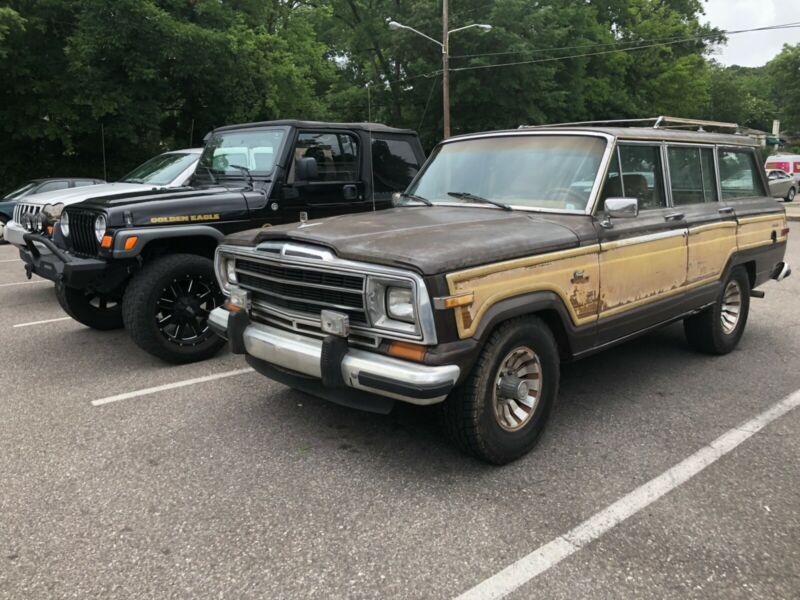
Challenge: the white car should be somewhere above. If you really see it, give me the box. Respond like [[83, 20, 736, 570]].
[[5, 148, 201, 252]]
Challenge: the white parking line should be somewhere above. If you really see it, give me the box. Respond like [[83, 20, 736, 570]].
[[0, 258, 21, 263], [0, 280, 48, 288], [455, 388, 800, 600], [13, 316, 72, 328], [92, 368, 255, 406]]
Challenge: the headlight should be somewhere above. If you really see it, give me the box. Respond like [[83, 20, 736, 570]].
[[386, 286, 415, 323], [42, 203, 64, 220], [365, 276, 418, 335], [94, 214, 106, 242], [60, 210, 70, 237], [33, 213, 44, 233], [225, 258, 238, 285]]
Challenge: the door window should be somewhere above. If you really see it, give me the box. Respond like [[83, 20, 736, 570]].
[[36, 180, 70, 193], [295, 132, 359, 182], [667, 146, 718, 205], [371, 138, 420, 194], [606, 145, 667, 210], [719, 149, 767, 199]]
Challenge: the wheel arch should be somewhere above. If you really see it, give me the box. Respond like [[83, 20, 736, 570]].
[[114, 226, 225, 262], [469, 291, 580, 361]]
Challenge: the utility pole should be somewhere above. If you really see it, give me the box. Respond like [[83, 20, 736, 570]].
[[442, 0, 450, 138]]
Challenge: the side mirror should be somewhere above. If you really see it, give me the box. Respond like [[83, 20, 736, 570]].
[[605, 197, 639, 218], [600, 197, 638, 228], [296, 157, 319, 181]]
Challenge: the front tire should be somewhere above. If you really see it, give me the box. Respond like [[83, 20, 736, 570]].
[[55, 284, 124, 330], [122, 254, 225, 364], [684, 266, 750, 355], [441, 316, 559, 465]]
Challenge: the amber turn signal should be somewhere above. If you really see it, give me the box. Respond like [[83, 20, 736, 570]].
[[433, 292, 474, 310], [387, 341, 427, 362], [100, 235, 113, 249], [124, 236, 139, 251]]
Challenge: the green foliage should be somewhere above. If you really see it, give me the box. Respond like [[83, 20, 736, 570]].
[[0, 0, 795, 189]]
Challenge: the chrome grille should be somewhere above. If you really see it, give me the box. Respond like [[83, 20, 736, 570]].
[[13, 203, 42, 222], [66, 209, 100, 256], [234, 257, 368, 324]]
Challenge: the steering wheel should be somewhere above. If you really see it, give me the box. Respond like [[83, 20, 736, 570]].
[[542, 187, 587, 209]]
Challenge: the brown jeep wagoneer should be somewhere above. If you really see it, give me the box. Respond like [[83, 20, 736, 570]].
[[209, 117, 791, 464]]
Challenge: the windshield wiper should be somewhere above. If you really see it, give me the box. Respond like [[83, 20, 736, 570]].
[[399, 192, 433, 206], [447, 191, 512, 211], [229, 164, 254, 190]]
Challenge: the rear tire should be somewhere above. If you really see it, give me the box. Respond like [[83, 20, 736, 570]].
[[122, 254, 225, 364], [441, 316, 559, 465], [683, 266, 750, 355], [55, 284, 124, 330], [786, 187, 796, 202]]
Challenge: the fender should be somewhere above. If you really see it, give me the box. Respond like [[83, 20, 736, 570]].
[[470, 290, 596, 359], [112, 225, 225, 259]]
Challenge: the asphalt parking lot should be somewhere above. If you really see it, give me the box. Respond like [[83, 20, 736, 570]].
[[1, 239, 798, 600]]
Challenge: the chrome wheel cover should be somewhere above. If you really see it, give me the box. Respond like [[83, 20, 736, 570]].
[[492, 346, 542, 432], [720, 279, 742, 335]]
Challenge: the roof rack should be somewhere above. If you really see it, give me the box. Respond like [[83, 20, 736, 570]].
[[519, 116, 742, 133]]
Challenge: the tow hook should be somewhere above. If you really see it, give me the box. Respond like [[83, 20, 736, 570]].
[[24, 264, 32, 280], [750, 289, 765, 299]]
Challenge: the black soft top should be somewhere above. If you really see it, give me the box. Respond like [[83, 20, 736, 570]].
[[211, 120, 417, 136]]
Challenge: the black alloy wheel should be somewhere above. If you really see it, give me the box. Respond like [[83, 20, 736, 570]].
[[156, 273, 219, 347]]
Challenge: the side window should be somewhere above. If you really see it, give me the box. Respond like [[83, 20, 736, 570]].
[[719, 149, 767, 199], [600, 151, 622, 202], [617, 145, 667, 210], [36, 180, 70, 193], [295, 132, 359, 182], [371, 138, 421, 196], [667, 146, 718, 206]]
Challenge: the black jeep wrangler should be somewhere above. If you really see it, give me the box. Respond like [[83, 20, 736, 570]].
[[19, 120, 425, 363]]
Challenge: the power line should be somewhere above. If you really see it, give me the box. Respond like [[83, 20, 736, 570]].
[[449, 21, 800, 61], [402, 22, 800, 79]]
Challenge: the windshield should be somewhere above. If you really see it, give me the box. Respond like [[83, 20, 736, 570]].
[[3, 181, 37, 200], [407, 135, 608, 212], [199, 129, 285, 178], [121, 152, 198, 186]]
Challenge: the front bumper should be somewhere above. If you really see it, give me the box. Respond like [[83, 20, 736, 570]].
[[209, 307, 460, 409], [6, 220, 51, 253], [19, 233, 114, 289]]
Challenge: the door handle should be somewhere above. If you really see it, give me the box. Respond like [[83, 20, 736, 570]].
[[718, 207, 735, 215], [664, 212, 684, 222]]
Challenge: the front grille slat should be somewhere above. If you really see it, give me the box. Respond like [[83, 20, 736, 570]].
[[66, 209, 99, 256], [234, 257, 367, 326]]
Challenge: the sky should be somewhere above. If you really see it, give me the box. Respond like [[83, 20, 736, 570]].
[[704, 0, 800, 67]]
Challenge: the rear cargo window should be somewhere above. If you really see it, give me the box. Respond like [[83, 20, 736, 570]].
[[719, 149, 767, 199]]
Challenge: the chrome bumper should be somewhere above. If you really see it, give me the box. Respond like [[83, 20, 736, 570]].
[[209, 307, 459, 405], [773, 261, 791, 282]]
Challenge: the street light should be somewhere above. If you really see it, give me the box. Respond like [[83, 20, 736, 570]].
[[387, 12, 492, 138]]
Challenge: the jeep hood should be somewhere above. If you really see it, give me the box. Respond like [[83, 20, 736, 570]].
[[224, 207, 588, 275]]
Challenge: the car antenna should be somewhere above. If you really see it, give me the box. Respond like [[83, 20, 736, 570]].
[[367, 82, 376, 212]]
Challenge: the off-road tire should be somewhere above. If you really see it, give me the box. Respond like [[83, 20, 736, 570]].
[[786, 187, 796, 202], [441, 316, 559, 465], [55, 284, 124, 330], [122, 254, 225, 364], [684, 266, 750, 355]]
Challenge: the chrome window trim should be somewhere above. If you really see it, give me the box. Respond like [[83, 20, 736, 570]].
[[602, 228, 688, 249], [216, 243, 438, 345]]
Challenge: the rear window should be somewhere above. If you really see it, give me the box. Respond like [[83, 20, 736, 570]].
[[719, 149, 767, 199], [371, 138, 421, 197]]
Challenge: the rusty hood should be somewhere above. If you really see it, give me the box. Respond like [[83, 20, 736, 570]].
[[223, 206, 587, 275]]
